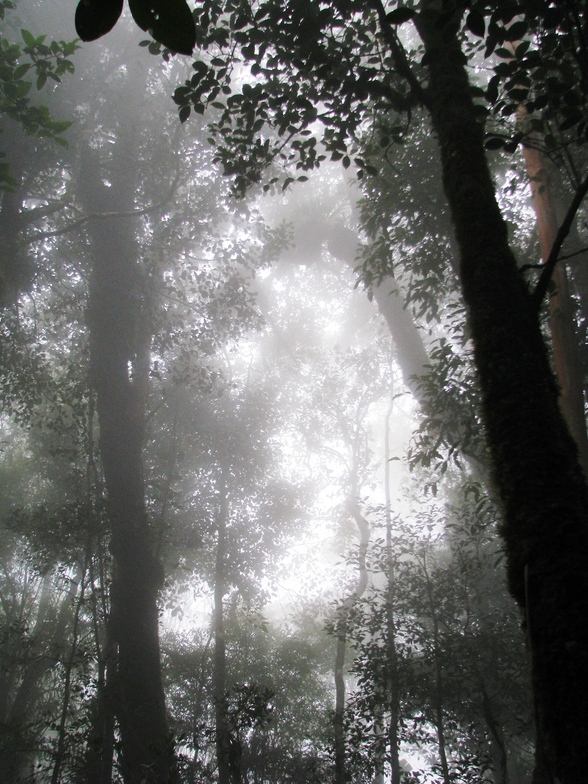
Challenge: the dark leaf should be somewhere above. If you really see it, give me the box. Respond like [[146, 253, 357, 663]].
[[386, 8, 415, 25], [484, 136, 505, 150], [504, 20, 527, 41], [128, 0, 196, 55], [75, 0, 124, 42], [466, 10, 485, 38]]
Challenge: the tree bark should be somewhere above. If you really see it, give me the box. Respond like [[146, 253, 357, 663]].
[[80, 140, 176, 783], [520, 137, 588, 475], [384, 384, 402, 784], [333, 496, 370, 784], [416, 8, 588, 782], [213, 479, 237, 784], [422, 550, 450, 784]]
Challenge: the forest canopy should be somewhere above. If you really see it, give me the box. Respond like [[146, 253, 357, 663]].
[[1, 1, 587, 783]]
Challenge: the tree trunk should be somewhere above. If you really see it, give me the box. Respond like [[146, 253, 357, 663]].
[[422, 551, 451, 784], [84, 631, 117, 784], [81, 140, 176, 783], [520, 137, 588, 475], [0, 125, 29, 307], [416, 8, 588, 782], [213, 480, 235, 784], [384, 383, 402, 784], [51, 561, 87, 784], [0, 571, 80, 784], [480, 677, 510, 784], [333, 495, 370, 784]]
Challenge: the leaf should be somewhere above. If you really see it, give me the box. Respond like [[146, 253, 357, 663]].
[[504, 20, 527, 41], [20, 28, 36, 47], [466, 10, 485, 38], [128, 0, 196, 55], [12, 63, 31, 81], [484, 136, 505, 150], [386, 7, 415, 25], [75, 0, 124, 42]]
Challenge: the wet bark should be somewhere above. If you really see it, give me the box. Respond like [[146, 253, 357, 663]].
[[416, 8, 588, 782]]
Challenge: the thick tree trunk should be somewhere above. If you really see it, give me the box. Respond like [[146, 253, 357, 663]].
[[416, 9, 588, 782], [89, 247, 173, 784], [81, 141, 175, 783]]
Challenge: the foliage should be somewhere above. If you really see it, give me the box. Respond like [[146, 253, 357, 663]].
[[0, 0, 78, 188], [478, 1, 588, 165], [164, 614, 334, 783], [340, 495, 532, 783], [158, 0, 588, 198]]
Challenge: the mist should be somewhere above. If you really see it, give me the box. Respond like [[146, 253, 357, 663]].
[[2, 1, 587, 783]]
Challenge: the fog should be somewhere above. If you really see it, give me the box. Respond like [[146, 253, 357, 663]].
[[2, 2, 587, 783]]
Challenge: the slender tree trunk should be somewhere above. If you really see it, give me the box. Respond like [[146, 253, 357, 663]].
[[333, 626, 347, 784], [0, 572, 81, 783], [84, 629, 117, 784], [326, 225, 430, 392], [479, 677, 509, 784], [416, 8, 588, 782], [213, 481, 234, 784], [51, 561, 87, 784], [333, 495, 370, 784], [422, 551, 450, 784], [384, 380, 402, 784]]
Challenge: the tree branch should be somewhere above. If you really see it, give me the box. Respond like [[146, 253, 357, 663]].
[[532, 171, 588, 309], [369, 0, 428, 109], [20, 164, 182, 248]]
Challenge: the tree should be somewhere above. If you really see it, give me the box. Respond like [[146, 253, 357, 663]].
[[154, 3, 588, 779], [0, 0, 78, 302]]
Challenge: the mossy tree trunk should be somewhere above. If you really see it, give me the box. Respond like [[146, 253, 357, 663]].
[[416, 9, 588, 782]]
